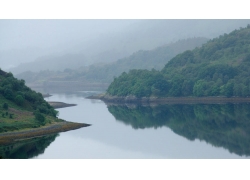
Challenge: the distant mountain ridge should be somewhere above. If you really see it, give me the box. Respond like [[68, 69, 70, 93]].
[[5, 19, 250, 75], [16, 37, 208, 87]]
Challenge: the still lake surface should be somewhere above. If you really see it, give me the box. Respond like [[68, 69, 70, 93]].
[[2, 91, 250, 159]]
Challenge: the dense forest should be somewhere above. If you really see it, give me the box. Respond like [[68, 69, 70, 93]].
[[16, 37, 207, 85], [107, 25, 250, 98]]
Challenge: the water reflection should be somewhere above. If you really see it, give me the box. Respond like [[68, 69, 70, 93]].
[[0, 134, 58, 159], [107, 103, 250, 157]]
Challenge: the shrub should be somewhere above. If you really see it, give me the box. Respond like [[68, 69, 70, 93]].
[[34, 111, 45, 124], [3, 103, 8, 110], [15, 95, 24, 105]]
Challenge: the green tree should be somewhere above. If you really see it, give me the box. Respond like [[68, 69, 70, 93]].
[[34, 111, 45, 124], [3, 103, 8, 110], [193, 80, 207, 97], [3, 88, 13, 100], [15, 95, 24, 105], [220, 81, 234, 97]]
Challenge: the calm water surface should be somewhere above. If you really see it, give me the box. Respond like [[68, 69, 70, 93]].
[[2, 91, 249, 159], [32, 92, 249, 158]]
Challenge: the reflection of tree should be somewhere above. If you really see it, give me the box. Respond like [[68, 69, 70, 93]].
[[108, 103, 250, 157], [0, 134, 59, 159]]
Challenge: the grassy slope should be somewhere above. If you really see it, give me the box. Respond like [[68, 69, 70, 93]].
[[0, 70, 64, 133], [0, 93, 64, 133]]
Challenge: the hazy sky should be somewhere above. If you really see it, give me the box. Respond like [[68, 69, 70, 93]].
[[0, 19, 139, 51]]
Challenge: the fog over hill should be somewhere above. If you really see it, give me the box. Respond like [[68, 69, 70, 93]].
[[16, 37, 208, 86], [2, 19, 250, 74]]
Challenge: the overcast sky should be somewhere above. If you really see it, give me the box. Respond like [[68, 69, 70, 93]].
[[0, 19, 139, 51]]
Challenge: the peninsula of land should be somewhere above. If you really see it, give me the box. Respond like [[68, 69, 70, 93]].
[[0, 69, 89, 141]]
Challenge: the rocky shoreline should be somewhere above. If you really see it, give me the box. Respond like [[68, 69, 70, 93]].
[[0, 121, 90, 145], [87, 94, 250, 104]]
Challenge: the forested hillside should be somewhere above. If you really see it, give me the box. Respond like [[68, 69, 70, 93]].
[[107, 25, 250, 98], [16, 37, 207, 85], [0, 69, 59, 132]]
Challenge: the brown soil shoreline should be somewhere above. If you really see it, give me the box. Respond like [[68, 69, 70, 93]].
[[87, 94, 250, 104], [0, 121, 90, 145], [48, 101, 77, 109]]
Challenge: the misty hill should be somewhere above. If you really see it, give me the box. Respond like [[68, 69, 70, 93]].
[[5, 19, 250, 74], [106, 25, 250, 98], [16, 37, 208, 87], [10, 53, 89, 75]]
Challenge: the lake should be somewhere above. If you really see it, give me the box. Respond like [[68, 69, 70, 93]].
[[1, 91, 250, 159]]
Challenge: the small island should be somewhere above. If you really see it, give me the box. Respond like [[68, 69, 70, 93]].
[[0, 69, 89, 143]]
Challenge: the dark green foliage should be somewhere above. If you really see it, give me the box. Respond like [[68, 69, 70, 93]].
[[3, 102, 8, 110], [34, 111, 45, 124], [0, 69, 57, 117], [107, 69, 169, 97], [3, 88, 14, 100], [15, 95, 24, 105], [107, 25, 250, 97]]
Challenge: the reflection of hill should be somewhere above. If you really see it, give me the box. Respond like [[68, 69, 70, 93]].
[[108, 104, 250, 157], [0, 134, 58, 159]]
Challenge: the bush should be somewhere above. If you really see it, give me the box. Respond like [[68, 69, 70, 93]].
[[15, 95, 24, 105], [34, 111, 45, 124], [3, 103, 8, 110], [3, 88, 14, 100]]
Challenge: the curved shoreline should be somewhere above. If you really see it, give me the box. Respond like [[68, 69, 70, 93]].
[[87, 94, 250, 104], [0, 121, 90, 145]]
